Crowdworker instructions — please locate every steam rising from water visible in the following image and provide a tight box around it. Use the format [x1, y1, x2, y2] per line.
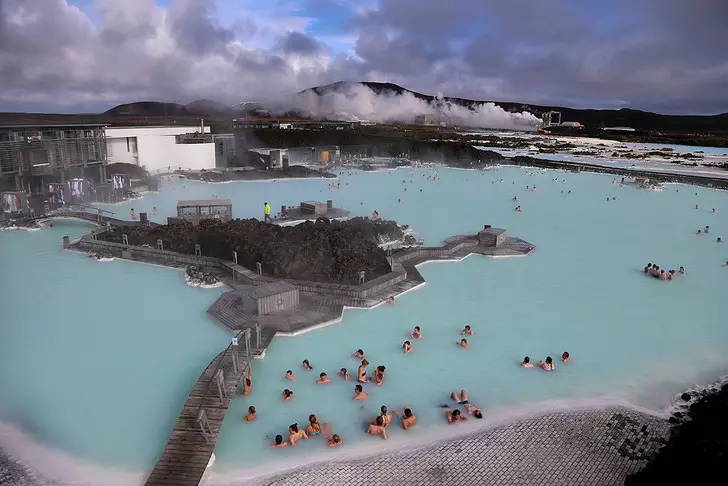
[271, 84, 541, 130]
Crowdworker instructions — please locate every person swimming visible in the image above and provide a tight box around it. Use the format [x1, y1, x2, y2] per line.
[644, 263, 653, 273]
[445, 408, 468, 424]
[244, 405, 256, 422]
[461, 325, 473, 336]
[352, 349, 365, 359]
[366, 416, 388, 440]
[339, 368, 350, 380]
[354, 384, 368, 400]
[317, 372, 330, 384]
[450, 390, 483, 419]
[457, 338, 469, 349]
[306, 414, 322, 436]
[288, 423, 308, 446]
[302, 359, 312, 371]
[538, 356, 555, 371]
[358, 359, 369, 383]
[402, 340, 413, 354]
[285, 370, 295, 381]
[242, 365, 252, 396]
[679, 266, 686, 274]
[521, 356, 534, 368]
[561, 352, 570, 363]
[392, 407, 417, 430]
[410, 326, 422, 339]
[328, 434, 343, 447]
[374, 365, 386, 386]
[282, 389, 294, 401]
[272, 434, 289, 448]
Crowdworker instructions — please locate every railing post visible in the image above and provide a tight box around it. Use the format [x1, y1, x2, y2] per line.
[122, 234, 128, 246]
[231, 336, 240, 375]
[256, 262, 262, 276]
[359, 270, 365, 284]
[157, 239, 163, 250]
[195, 244, 201, 256]
[255, 322, 261, 349]
[232, 251, 238, 264]
[215, 369, 226, 403]
[197, 409, 212, 443]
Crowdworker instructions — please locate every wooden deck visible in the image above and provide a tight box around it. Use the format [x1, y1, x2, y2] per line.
[145, 329, 265, 486]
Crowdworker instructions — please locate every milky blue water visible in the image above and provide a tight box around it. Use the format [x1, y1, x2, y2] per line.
[2, 164, 728, 480]
[0, 221, 231, 470]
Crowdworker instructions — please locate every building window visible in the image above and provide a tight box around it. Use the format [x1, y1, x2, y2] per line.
[126, 137, 130, 152]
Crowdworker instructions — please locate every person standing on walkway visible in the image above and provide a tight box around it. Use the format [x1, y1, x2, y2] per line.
[264, 201, 272, 223]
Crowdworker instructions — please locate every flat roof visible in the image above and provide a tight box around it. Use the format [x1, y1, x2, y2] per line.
[0, 123, 107, 129]
[177, 199, 232, 207]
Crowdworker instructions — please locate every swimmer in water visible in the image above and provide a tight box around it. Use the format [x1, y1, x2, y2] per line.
[302, 359, 312, 371]
[512, 196, 518, 202]
[328, 434, 343, 447]
[521, 356, 534, 368]
[366, 416, 388, 440]
[461, 325, 473, 336]
[561, 352, 570, 363]
[644, 263, 653, 273]
[339, 368, 350, 380]
[372, 405, 392, 427]
[679, 266, 686, 274]
[244, 405, 256, 422]
[242, 365, 252, 396]
[352, 349, 365, 359]
[354, 384, 368, 400]
[282, 389, 294, 401]
[374, 365, 386, 386]
[450, 389, 483, 418]
[538, 356, 555, 371]
[410, 326, 422, 339]
[392, 408, 417, 430]
[306, 414, 322, 436]
[402, 340, 413, 354]
[271, 434, 289, 448]
[285, 370, 295, 381]
[445, 408, 468, 424]
[358, 359, 369, 383]
[288, 423, 308, 446]
[316, 372, 330, 384]
[457, 338, 469, 349]
[718, 237, 723, 243]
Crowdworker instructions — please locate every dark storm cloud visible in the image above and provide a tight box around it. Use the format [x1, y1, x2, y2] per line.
[278, 31, 325, 55]
[0, 0, 726, 113]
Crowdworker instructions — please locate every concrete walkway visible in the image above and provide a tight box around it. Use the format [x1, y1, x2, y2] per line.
[246, 407, 670, 486]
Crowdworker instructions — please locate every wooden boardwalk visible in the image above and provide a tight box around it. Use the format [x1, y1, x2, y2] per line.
[42, 206, 158, 227]
[145, 329, 265, 486]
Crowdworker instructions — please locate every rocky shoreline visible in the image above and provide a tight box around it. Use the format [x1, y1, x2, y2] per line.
[626, 377, 728, 484]
[177, 165, 335, 182]
[99, 217, 407, 284]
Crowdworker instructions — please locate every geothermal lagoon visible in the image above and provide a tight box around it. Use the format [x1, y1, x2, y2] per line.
[1, 162, 727, 484]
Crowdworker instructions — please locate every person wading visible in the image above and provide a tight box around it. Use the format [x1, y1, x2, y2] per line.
[263, 201, 272, 223]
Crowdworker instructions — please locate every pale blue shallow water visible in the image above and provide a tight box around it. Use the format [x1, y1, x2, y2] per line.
[1, 164, 727, 480]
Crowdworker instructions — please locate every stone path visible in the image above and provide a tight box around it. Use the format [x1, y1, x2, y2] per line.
[250, 407, 671, 486]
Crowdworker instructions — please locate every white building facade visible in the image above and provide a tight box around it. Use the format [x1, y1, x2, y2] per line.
[105, 126, 215, 173]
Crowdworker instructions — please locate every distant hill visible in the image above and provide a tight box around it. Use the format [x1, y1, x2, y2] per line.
[185, 99, 236, 118]
[301, 81, 728, 134]
[103, 101, 192, 117]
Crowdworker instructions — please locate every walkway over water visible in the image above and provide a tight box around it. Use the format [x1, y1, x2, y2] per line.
[40, 205, 159, 227]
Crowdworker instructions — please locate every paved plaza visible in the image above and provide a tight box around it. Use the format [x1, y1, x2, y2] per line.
[252, 407, 671, 486]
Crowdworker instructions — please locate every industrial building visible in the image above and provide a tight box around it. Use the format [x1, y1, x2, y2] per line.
[414, 114, 439, 126]
[105, 125, 216, 173]
[0, 123, 108, 193]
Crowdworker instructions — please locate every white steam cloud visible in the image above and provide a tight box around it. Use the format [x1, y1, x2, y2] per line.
[271, 84, 541, 130]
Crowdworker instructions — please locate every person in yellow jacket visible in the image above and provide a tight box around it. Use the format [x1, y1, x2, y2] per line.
[264, 201, 272, 222]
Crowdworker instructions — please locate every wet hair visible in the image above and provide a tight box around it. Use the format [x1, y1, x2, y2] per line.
[377, 365, 386, 372]
[461, 338, 468, 344]
[289, 423, 298, 433]
[562, 352, 570, 359]
[286, 370, 292, 375]
[381, 405, 388, 414]
[302, 359, 310, 367]
[404, 408, 412, 417]
[403, 341, 411, 348]
[452, 409, 461, 417]
[474, 411, 483, 419]
[361, 359, 369, 366]
[309, 414, 317, 424]
[274, 434, 283, 445]
[340, 367, 347, 374]
[320, 372, 327, 378]
[248, 406, 256, 414]
[647, 263, 652, 267]
[375, 416, 383, 426]
[283, 389, 293, 397]
[355, 384, 363, 392]
[465, 325, 471, 329]
[332, 434, 341, 443]
[523, 356, 531, 363]
[414, 326, 420, 332]
[357, 349, 364, 355]
[545, 357, 553, 364]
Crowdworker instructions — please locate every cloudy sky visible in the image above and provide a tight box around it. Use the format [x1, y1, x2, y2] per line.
[0, 0, 726, 114]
